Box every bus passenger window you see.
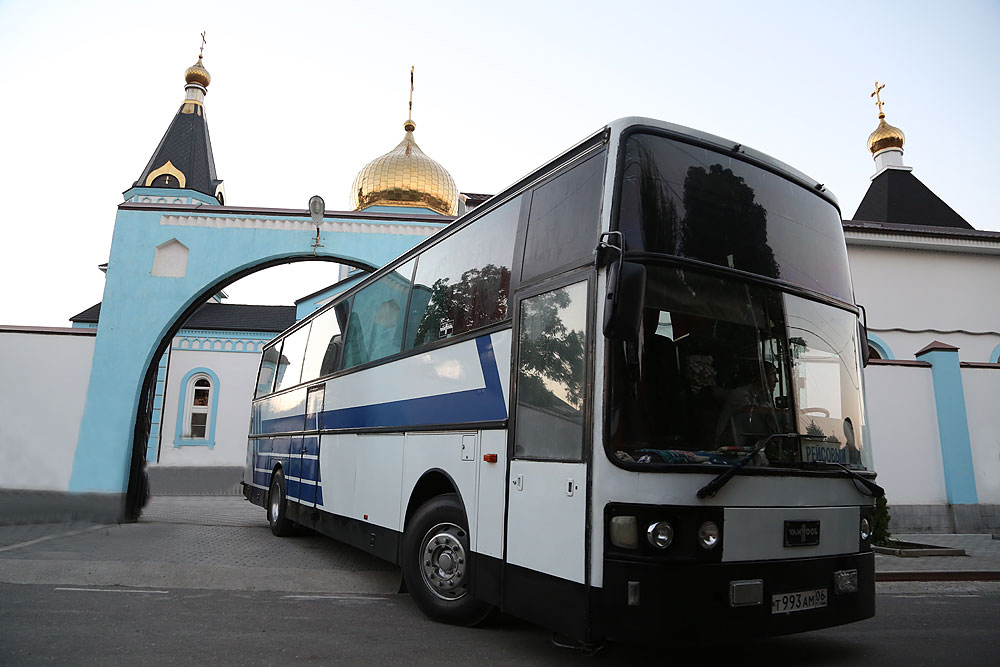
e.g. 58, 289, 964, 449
255, 346, 280, 398
300, 299, 350, 382
405, 196, 520, 350
342, 262, 413, 370
274, 326, 309, 392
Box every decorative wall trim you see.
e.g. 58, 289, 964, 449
160, 214, 443, 238
866, 359, 931, 368
844, 229, 1000, 255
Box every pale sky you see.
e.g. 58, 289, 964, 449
1, 0, 997, 327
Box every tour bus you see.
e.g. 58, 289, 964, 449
244, 117, 882, 645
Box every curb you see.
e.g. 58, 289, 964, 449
876, 571, 1000, 582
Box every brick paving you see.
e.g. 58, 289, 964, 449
0, 495, 397, 593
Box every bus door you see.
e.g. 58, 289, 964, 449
298, 386, 324, 507
504, 278, 591, 630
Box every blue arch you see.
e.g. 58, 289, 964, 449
174, 367, 221, 448
867, 333, 894, 360
990, 343, 1000, 364
69, 203, 449, 498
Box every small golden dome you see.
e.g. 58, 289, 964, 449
350, 121, 458, 216
185, 57, 211, 88
868, 114, 904, 154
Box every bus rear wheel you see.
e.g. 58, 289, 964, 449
402, 494, 491, 626
268, 469, 294, 537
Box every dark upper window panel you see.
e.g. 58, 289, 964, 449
521, 151, 607, 282
617, 134, 853, 303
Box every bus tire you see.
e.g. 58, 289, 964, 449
267, 469, 294, 537
402, 494, 491, 626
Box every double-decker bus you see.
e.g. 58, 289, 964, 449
244, 117, 882, 644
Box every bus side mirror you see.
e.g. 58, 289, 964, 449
604, 261, 645, 342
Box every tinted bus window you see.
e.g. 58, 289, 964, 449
255, 346, 280, 398
342, 260, 414, 369
405, 196, 521, 350
618, 133, 853, 302
301, 299, 351, 382
521, 151, 606, 282
274, 326, 310, 392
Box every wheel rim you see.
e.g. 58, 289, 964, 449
419, 522, 469, 601
269, 482, 280, 523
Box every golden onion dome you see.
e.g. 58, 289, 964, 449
868, 114, 904, 154
185, 57, 211, 88
350, 120, 458, 216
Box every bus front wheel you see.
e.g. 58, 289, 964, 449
267, 470, 294, 537
402, 494, 491, 626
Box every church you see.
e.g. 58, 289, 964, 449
0, 51, 996, 534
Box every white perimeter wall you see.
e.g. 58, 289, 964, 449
863, 364, 947, 505
156, 346, 261, 467
963, 368, 1000, 504
849, 246, 1000, 341
0, 332, 95, 491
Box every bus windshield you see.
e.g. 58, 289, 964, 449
608, 266, 867, 469
617, 132, 854, 303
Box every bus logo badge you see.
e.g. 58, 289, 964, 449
784, 521, 821, 547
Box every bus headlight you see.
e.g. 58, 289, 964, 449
646, 521, 674, 549
610, 515, 639, 549
860, 517, 871, 541
698, 521, 720, 550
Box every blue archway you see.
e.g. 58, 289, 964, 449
70, 195, 450, 518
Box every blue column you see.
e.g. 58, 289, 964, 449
915, 342, 978, 505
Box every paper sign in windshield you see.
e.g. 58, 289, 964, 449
801, 443, 847, 464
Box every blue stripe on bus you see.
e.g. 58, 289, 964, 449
319, 336, 506, 429
257, 335, 507, 434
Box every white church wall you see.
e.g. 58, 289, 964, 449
848, 245, 1000, 362
156, 345, 261, 467
962, 367, 1000, 505
862, 364, 947, 505
0, 330, 95, 491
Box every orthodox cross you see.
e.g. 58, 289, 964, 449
408, 66, 415, 122
199, 31, 207, 59
871, 81, 886, 117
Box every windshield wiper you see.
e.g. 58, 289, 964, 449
696, 433, 800, 499
803, 461, 885, 498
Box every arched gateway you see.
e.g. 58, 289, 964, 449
68, 51, 460, 520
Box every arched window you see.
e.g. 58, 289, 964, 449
866, 335, 893, 361
187, 377, 212, 438
175, 368, 220, 447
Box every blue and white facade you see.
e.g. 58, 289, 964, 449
847, 226, 1000, 533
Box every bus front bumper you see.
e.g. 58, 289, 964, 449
599, 551, 875, 642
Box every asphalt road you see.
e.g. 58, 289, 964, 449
3, 581, 998, 666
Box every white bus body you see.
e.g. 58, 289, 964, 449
245, 117, 878, 643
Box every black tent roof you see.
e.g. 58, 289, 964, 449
133, 101, 222, 200
70, 303, 296, 333
853, 168, 972, 229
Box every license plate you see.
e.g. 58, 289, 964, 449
771, 588, 828, 614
